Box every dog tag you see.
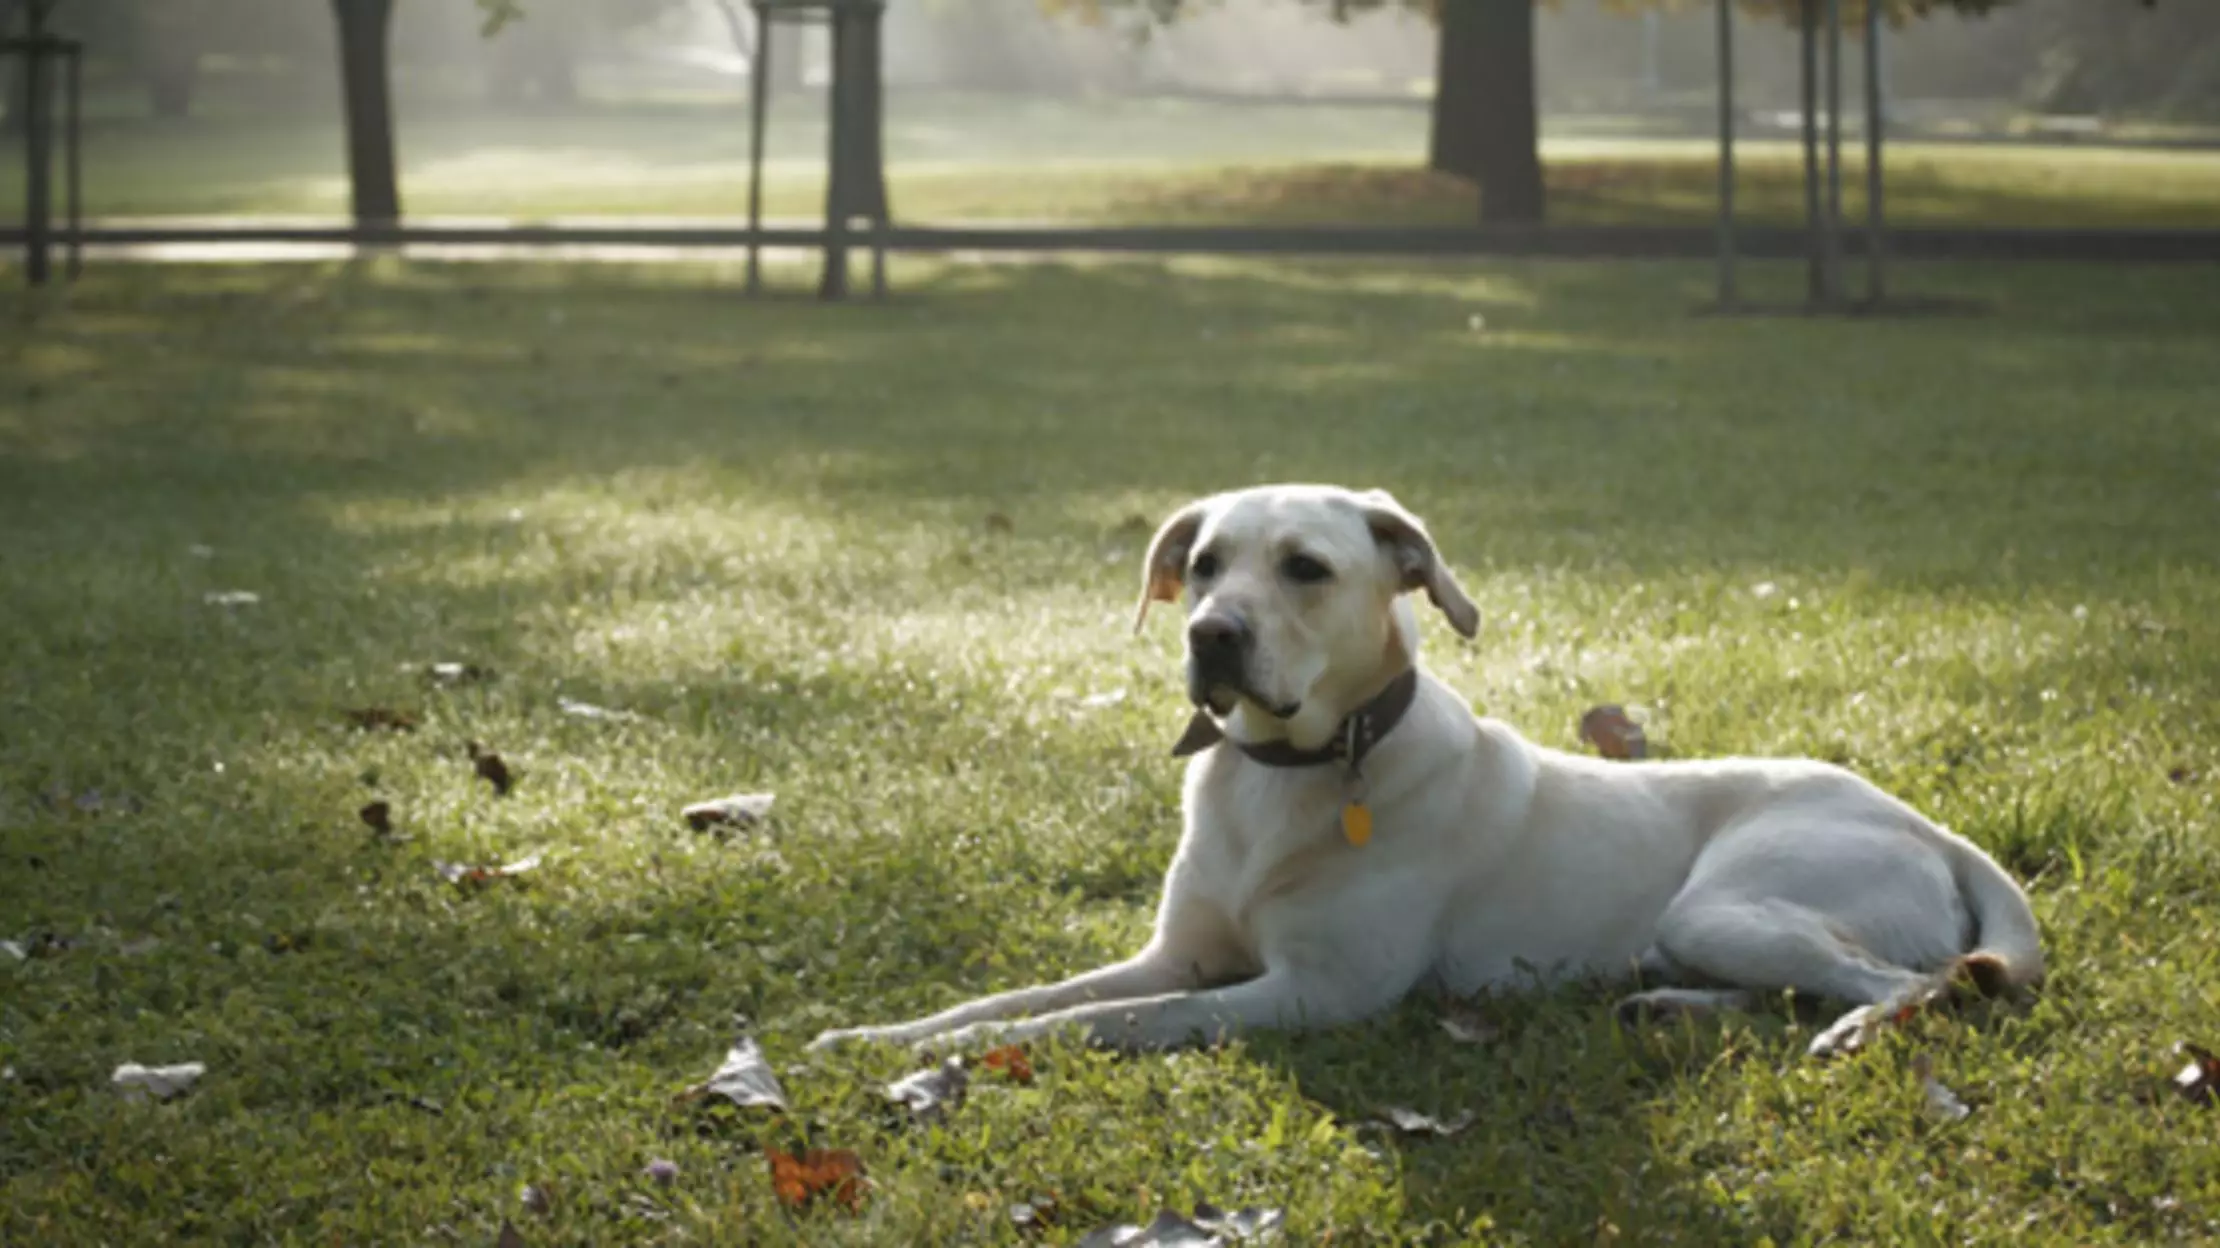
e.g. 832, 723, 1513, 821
1341, 801, 1373, 847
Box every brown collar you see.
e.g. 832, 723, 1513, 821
1170, 667, 1422, 769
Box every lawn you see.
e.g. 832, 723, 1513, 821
3, 254, 2219, 1245
5, 90, 2220, 227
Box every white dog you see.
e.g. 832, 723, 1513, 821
810, 484, 2042, 1058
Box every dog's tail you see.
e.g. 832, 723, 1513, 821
1941, 830, 2045, 994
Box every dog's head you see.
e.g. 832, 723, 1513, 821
1133, 485, 1478, 748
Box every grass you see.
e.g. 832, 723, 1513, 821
5, 90, 2220, 227
3, 253, 2220, 1244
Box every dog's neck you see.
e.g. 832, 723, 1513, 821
1172, 665, 1421, 768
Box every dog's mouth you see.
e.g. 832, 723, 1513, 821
1193, 681, 1301, 721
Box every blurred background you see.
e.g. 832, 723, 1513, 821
3, 0, 2217, 230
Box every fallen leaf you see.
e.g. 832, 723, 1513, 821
467, 741, 513, 796
767, 1148, 868, 1212
682, 793, 776, 833
203, 590, 259, 606
112, 1061, 206, 1102
1578, 705, 1648, 761
1374, 1105, 1476, 1138
425, 661, 493, 686
885, 1056, 969, 1122
1911, 1053, 1971, 1121
433, 854, 540, 890
677, 1030, 788, 1113
558, 697, 638, 722
5, 932, 72, 960
359, 800, 394, 836
1193, 1204, 1285, 1241
980, 1044, 1035, 1084
1439, 1002, 1498, 1046
344, 707, 420, 733
2171, 1041, 2220, 1104
1078, 1206, 1268, 1247
496, 1219, 526, 1248
1010, 1193, 1062, 1232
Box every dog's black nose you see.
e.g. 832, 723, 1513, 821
1187, 614, 1250, 667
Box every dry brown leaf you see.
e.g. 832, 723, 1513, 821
980, 1044, 1035, 1084
1911, 1053, 1972, 1121
2172, 1041, 2220, 1104
467, 741, 513, 796
1374, 1105, 1476, 1138
885, 1056, 969, 1122
112, 1061, 206, 1102
425, 661, 493, 686
344, 707, 420, 733
433, 854, 541, 890
767, 1148, 868, 1212
681, 793, 775, 833
1578, 705, 1648, 761
677, 1031, 788, 1113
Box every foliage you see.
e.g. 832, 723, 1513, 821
4, 256, 2220, 1243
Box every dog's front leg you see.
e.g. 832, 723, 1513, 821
806, 950, 1203, 1052
944, 964, 1402, 1052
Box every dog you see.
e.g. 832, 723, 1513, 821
808, 484, 2042, 1058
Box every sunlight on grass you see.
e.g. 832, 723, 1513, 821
3, 257, 2218, 1243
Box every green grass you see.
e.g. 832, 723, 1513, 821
3, 254, 2220, 1244
5, 91, 2220, 226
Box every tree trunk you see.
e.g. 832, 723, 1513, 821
1429, 0, 1543, 225
332, 0, 401, 228
1, 0, 26, 137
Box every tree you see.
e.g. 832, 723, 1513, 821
333, 0, 399, 227
1430, 0, 1542, 224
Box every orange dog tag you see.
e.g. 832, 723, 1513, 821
1341, 801, 1373, 847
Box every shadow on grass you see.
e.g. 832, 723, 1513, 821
4, 256, 2218, 1240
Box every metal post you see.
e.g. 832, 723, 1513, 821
1714, 0, 1736, 310
819, 9, 851, 301
1863, 0, 1886, 307
1823, 0, 1844, 308
22, 10, 52, 286
745, 0, 771, 296
1798, 0, 1820, 306
64, 42, 80, 280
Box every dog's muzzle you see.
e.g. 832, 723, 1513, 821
1185, 613, 1299, 718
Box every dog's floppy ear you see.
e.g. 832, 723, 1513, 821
1133, 498, 1212, 633
1360, 490, 1479, 639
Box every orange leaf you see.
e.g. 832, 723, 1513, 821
1578, 705, 1648, 761
980, 1044, 1034, 1084
767, 1148, 868, 1213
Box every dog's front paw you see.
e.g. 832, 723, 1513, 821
808, 1026, 892, 1054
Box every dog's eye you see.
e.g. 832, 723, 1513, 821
1282, 554, 1333, 584
1190, 552, 1220, 582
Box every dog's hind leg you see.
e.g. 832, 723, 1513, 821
1627, 896, 1942, 1057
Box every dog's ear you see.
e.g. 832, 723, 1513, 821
1360, 490, 1479, 639
1133, 498, 1212, 633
